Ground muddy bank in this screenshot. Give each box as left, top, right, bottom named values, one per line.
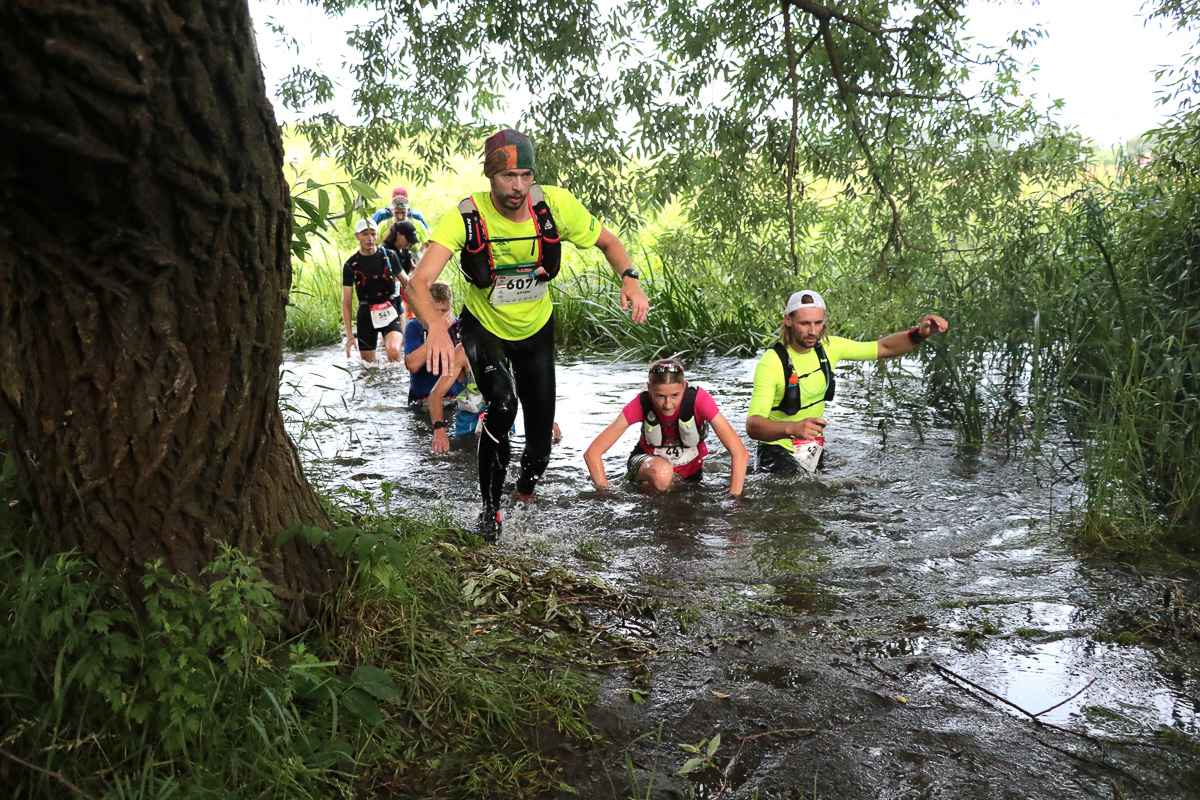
left=555, top=554, right=1199, bottom=799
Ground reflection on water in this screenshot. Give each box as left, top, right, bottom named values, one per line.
left=282, top=344, right=1197, bottom=736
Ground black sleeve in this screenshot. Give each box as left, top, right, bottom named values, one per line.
left=342, top=257, right=356, bottom=288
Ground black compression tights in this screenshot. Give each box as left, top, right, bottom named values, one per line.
left=459, top=309, right=556, bottom=511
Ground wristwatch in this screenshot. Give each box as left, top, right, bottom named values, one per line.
left=432, top=421, right=445, bottom=430
left=621, top=268, right=639, bottom=280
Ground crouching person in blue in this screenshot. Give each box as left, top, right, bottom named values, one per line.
left=745, top=290, right=948, bottom=474
left=584, top=361, right=748, bottom=496
left=404, top=281, right=462, bottom=404
left=341, top=218, right=406, bottom=363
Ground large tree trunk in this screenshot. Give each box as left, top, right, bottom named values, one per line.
left=0, top=0, right=339, bottom=619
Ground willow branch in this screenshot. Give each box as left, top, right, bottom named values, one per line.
left=787, top=0, right=882, bottom=37
left=929, top=0, right=960, bottom=21
left=813, top=15, right=902, bottom=260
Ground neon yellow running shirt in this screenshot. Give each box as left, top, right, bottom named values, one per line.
left=431, top=185, right=601, bottom=340
left=747, top=336, right=879, bottom=451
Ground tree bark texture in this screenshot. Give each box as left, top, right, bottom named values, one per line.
left=0, top=0, right=339, bottom=618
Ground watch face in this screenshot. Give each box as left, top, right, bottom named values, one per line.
left=624, top=269, right=639, bottom=279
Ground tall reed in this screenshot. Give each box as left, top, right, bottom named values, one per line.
left=552, top=229, right=771, bottom=359
left=286, top=258, right=344, bottom=350
left=1062, top=145, right=1200, bottom=551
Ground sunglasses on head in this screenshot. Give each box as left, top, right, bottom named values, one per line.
left=648, top=362, right=684, bottom=375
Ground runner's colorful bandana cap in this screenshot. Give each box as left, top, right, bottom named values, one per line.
left=785, top=289, right=826, bottom=314
left=483, top=128, right=535, bottom=177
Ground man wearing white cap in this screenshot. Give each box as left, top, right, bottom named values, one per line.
left=745, top=290, right=947, bottom=474
left=340, top=218, right=407, bottom=363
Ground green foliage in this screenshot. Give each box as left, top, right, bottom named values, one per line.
left=268, top=0, right=1081, bottom=259
left=286, top=259, right=344, bottom=350
left=0, top=485, right=630, bottom=798
left=552, top=235, right=770, bottom=359
left=0, top=533, right=352, bottom=799
left=1062, top=133, right=1200, bottom=548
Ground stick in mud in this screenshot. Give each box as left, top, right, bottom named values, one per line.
left=932, top=662, right=1095, bottom=740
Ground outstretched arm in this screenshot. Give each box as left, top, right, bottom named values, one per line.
left=877, top=314, right=949, bottom=359
left=583, top=414, right=633, bottom=490
left=708, top=413, right=749, bottom=496
left=595, top=227, right=649, bottom=324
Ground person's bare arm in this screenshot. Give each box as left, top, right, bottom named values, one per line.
left=594, top=227, right=649, bottom=324
left=708, top=413, right=749, bottom=496
left=428, top=348, right=469, bottom=453
left=407, top=242, right=457, bottom=375
left=341, top=286, right=356, bottom=357
left=877, top=314, right=949, bottom=358
left=745, top=415, right=827, bottom=443
left=583, top=414, right=632, bottom=490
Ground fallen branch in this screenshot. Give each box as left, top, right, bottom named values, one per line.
left=0, top=746, right=99, bottom=800
left=1034, top=678, right=1097, bottom=718
left=932, top=661, right=1090, bottom=739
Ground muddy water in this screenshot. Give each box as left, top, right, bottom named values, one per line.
left=282, top=346, right=1199, bottom=799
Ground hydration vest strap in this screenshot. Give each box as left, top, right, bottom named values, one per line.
left=528, top=185, right=561, bottom=281
left=771, top=341, right=835, bottom=415
left=639, top=385, right=703, bottom=447
left=457, top=197, right=496, bottom=289
left=457, top=188, right=562, bottom=288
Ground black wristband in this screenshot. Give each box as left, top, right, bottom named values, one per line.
left=432, top=421, right=445, bottom=430
left=907, top=327, right=924, bottom=345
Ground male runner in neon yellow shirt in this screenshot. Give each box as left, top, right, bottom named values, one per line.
left=746, top=289, right=948, bottom=474
left=407, top=129, right=649, bottom=541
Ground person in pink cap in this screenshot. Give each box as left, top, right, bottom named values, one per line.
left=372, top=186, right=430, bottom=233
left=745, top=289, right=948, bottom=474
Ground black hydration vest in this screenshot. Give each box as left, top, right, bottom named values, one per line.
left=348, top=247, right=398, bottom=305
left=457, top=185, right=562, bottom=289
left=771, top=341, right=835, bottom=416
left=638, top=385, right=708, bottom=448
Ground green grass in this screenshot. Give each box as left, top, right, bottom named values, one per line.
left=0, top=462, right=641, bottom=799
left=286, top=259, right=344, bottom=350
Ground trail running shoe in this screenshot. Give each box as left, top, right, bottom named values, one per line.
left=472, top=510, right=501, bottom=544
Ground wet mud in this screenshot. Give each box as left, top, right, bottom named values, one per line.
left=283, top=348, right=1200, bottom=799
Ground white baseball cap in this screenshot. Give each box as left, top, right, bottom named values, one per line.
left=785, top=289, right=826, bottom=315
left=355, top=218, right=378, bottom=233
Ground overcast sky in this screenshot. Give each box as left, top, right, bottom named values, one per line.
left=251, top=0, right=1194, bottom=147
left=962, top=0, right=1192, bottom=145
